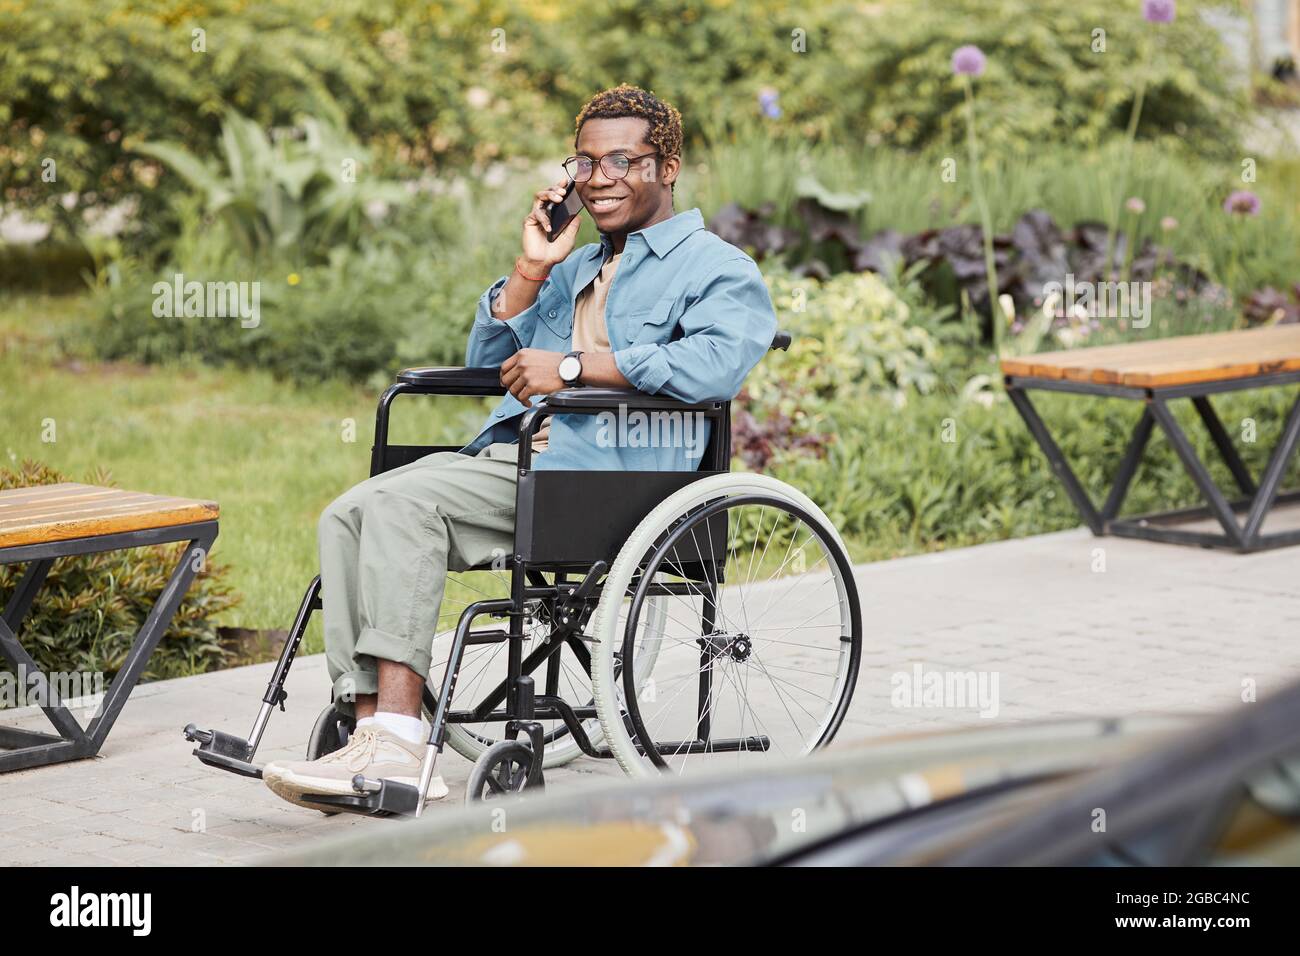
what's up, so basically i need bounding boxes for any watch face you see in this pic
[559,355,581,382]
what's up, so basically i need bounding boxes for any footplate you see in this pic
[183,724,263,779]
[301,775,422,817]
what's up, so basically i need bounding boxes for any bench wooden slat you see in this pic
[0,493,184,524]
[0,500,209,532]
[0,483,219,550]
[1000,325,1300,388]
[0,482,121,504]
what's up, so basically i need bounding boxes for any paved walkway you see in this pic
[3,525,1298,865]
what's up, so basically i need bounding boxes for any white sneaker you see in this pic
[263,725,449,810]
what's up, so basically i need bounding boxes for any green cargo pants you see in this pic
[317,442,519,713]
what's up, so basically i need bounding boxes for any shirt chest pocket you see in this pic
[535,284,572,343]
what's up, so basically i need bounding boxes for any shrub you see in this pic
[1,0,564,233]
[82,161,550,384]
[689,136,1300,327]
[736,269,950,470]
[3,0,1248,240]
[0,460,239,683]
[832,0,1247,159]
[133,110,411,265]
[87,244,412,386]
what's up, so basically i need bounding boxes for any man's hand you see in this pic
[493,179,582,321]
[522,178,582,269]
[501,349,566,403]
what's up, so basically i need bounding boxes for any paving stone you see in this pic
[47,832,132,856]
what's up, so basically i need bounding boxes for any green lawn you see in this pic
[2,293,485,640]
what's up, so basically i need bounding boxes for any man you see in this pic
[263,84,776,808]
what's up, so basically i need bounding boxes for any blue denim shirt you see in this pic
[461,208,776,471]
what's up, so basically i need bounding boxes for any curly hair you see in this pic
[574,84,683,160]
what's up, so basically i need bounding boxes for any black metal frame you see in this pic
[2,521,218,772]
[309,369,755,814]
[1005,369,1300,553]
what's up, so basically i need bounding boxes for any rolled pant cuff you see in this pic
[355,626,432,682]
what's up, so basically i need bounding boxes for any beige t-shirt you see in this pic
[532,253,620,453]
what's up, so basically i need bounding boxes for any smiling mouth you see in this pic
[589,196,626,211]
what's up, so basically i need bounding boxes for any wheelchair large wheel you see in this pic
[427,568,667,769]
[590,473,862,778]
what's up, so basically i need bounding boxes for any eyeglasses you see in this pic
[562,151,659,183]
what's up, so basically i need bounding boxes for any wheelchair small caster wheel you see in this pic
[306,704,355,760]
[302,705,357,816]
[465,740,542,803]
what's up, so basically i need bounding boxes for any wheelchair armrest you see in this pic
[395,366,507,396]
[514,388,729,470]
[543,388,723,414]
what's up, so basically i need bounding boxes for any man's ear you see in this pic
[658,154,681,187]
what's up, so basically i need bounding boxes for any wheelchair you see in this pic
[184,329,862,815]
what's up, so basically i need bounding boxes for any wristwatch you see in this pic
[558,350,584,386]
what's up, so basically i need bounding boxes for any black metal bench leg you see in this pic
[84,528,219,750]
[1006,385,1103,534]
[1148,398,1245,547]
[0,557,86,755]
[1240,389,1300,544]
[1192,395,1257,496]
[0,616,89,765]
[0,526,217,771]
[2,558,53,634]
[1007,374,1300,552]
[1101,407,1154,522]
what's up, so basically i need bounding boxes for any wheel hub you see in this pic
[700,632,753,662]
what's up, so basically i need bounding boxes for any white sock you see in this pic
[370,711,425,745]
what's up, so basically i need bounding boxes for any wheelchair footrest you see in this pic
[183,724,263,779]
[301,777,422,817]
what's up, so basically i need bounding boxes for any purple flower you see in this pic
[1142,0,1175,23]
[758,88,782,119]
[951,45,987,77]
[1125,197,1146,214]
[1223,190,1261,216]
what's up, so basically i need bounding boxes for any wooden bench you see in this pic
[1002,325,1300,552]
[0,483,218,771]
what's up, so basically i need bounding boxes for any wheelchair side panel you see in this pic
[515,469,726,567]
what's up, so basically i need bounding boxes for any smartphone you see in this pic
[543,179,584,242]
